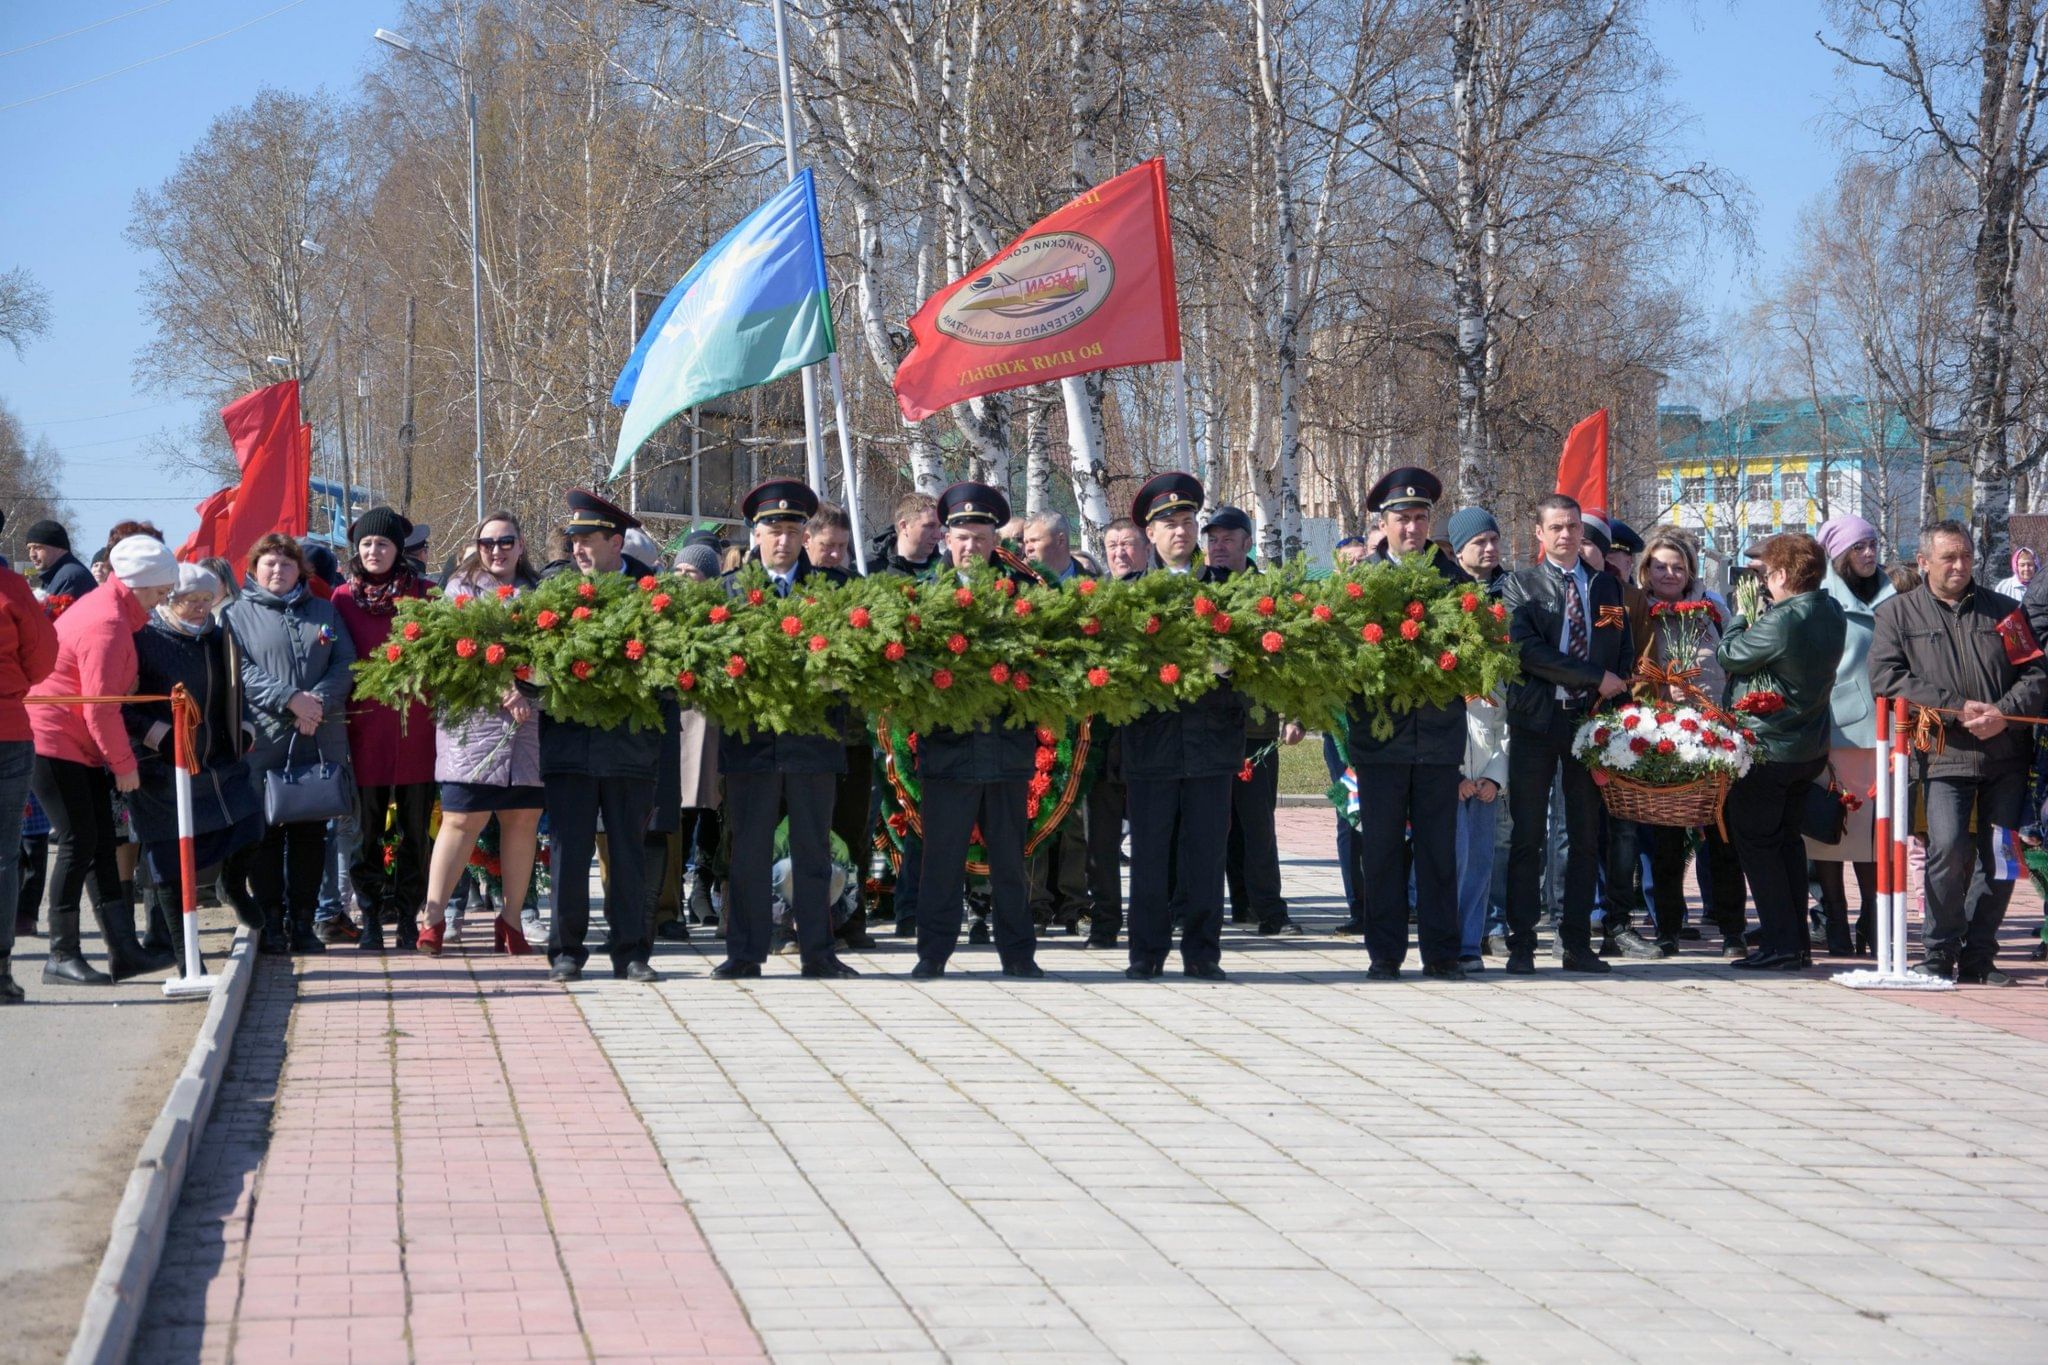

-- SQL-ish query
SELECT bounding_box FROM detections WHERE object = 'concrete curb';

[66,927,262,1365]
[1277,793,1334,807]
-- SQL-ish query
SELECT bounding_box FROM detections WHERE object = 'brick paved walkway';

[138,807,2048,1364]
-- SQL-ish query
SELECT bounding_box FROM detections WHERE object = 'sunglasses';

[476,535,519,552]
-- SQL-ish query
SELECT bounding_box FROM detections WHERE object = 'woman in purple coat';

[331,507,436,952]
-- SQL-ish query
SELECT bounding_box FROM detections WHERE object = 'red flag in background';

[1557,409,1610,518]
[893,159,1181,421]
[207,382,310,569]
[175,486,237,562]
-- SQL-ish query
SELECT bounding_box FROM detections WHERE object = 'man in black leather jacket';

[1497,494,1633,975]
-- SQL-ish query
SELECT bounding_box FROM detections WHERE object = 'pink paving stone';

[136,946,766,1363]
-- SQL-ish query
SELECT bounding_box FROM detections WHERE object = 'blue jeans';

[314,808,359,923]
[0,740,32,957]
[1321,734,1361,917]
[1456,793,1498,960]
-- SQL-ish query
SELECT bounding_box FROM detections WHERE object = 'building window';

[1782,472,1809,502]
[1681,475,1706,505]
[1715,472,1739,504]
[1746,472,1772,501]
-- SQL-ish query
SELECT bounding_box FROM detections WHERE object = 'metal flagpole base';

[162,974,220,999]
[1830,968,1956,991]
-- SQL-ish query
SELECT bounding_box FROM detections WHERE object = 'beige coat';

[679,709,721,809]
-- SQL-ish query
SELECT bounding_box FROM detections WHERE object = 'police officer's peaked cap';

[561,488,641,536]
[1607,519,1644,555]
[741,478,819,525]
[1366,466,1442,514]
[937,481,1010,527]
[1132,471,1204,526]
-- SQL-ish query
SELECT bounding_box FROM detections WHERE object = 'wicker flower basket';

[1597,769,1730,837]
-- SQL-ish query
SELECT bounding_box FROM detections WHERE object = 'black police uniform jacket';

[916,552,1041,783]
[538,553,679,786]
[1497,557,1634,734]
[718,555,851,776]
[1120,563,1248,782]
[1348,544,1471,769]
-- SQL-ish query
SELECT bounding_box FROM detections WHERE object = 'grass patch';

[1275,732,1336,796]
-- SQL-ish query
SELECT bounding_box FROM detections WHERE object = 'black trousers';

[28,756,121,957]
[1028,805,1090,922]
[725,770,836,967]
[1726,756,1827,957]
[1648,824,1747,943]
[1356,762,1461,969]
[243,819,327,928]
[918,777,1035,966]
[1226,746,1287,928]
[1601,816,1645,931]
[1126,775,1231,971]
[1084,773,1126,938]
[1922,771,2025,973]
[832,745,873,884]
[546,774,655,972]
[349,782,434,919]
[1506,715,1604,955]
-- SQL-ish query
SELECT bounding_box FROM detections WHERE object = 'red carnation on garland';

[452,595,471,608]
[932,668,954,690]
[1437,651,1458,671]
[726,655,747,678]
[1013,598,1033,617]
[883,640,907,662]
[947,633,969,655]
[1491,602,1507,621]
[1012,672,1031,691]
[1405,600,1426,620]
[1345,581,1364,598]
[1593,727,1612,744]
[1262,631,1285,653]
[1679,718,1700,732]
[1312,604,1333,622]
[384,644,403,662]
[455,638,477,659]
[954,587,975,607]
[708,605,729,624]
[1362,623,1384,643]
[650,593,671,612]
[746,588,764,605]
[905,612,922,630]
[1193,595,1215,618]
[484,644,506,665]
[780,614,802,635]
[1028,774,1053,798]
[1211,613,1233,633]
[1087,666,1110,687]
[1036,726,1056,743]
[578,582,596,599]
[1654,709,1675,724]
[676,670,696,691]
[809,634,829,653]
[1655,738,1676,754]
[1400,619,1421,640]
[1077,578,1098,596]
[571,605,592,621]
[1257,596,1276,616]
[514,665,533,681]
[571,660,593,680]
[1291,592,1307,603]
[403,622,423,641]
[1081,617,1101,636]
[1629,736,1651,754]
[1622,714,1641,729]
[638,575,657,591]
[1159,663,1182,685]
[1460,593,1479,613]
[624,639,645,661]
[989,662,1011,684]
[495,584,516,600]
[994,577,1017,597]
[1144,615,1162,635]
[848,607,871,628]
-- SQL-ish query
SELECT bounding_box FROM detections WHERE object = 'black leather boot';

[42,908,113,984]
[135,880,174,955]
[147,885,200,978]
[0,955,24,1003]
[288,902,326,954]
[99,888,176,982]
[259,905,290,956]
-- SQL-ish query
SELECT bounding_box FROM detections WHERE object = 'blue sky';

[1,0,1844,546]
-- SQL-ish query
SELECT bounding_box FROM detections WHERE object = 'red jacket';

[28,574,148,774]
[0,567,60,743]
[331,579,436,787]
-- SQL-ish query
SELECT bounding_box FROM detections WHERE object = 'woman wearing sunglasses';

[422,513,546,955]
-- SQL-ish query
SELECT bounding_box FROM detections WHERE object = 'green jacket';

[1715,588,1847,764]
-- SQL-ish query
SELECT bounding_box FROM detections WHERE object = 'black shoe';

[259,928,291,957]
[619,961,661,983]
[893,918,919,937]
[42,954,112,986]
[1558,949,1612,974]
[1365,962,1400,981]
[1677,926,1703,942]
[1911,958,1956,982]
[2029,941,2047,962]
[1422,961,1467,981]
[838,927,878,951]
[1730,948,1794,971]
[1001,960,1046,979]
[1958,967,2016,986]
[1124,961,1163,981]
[710,959,761,980]
[1331,918,1363,936]
[1504,951,1535,975]
[358,919,386,951]
[1606,927,1663,960]
[968,918,992,946]
[0,961,22,1004]
[1258,920,1305,937]
[1086,933,1118,949]
[549,960,582,983]
[1184,962,1227,981]
[289,931,327,955]
[1482,933,1509,957]
[1722,937,1750,958]
[1230,908,1252,924]
[802,955,860,979]
[910,958,945,980]
[655,920,692,942]
[318,913,362,945]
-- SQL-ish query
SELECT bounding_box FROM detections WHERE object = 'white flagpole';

[770,0,827,492]
[1171,357,1196,474]
[828,353,870,575]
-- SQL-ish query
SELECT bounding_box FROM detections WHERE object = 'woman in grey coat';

[223,534,354,954]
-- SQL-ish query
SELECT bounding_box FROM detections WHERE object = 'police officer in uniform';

[1351,466,1471,980]
[713,479,860,980]
[543,490,668,984]
[910,483,1044,980]
[1121,472,1242,982]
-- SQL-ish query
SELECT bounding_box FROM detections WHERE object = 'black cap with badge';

[1132,471,1205,526]
[937,481,1010,527]
[741,478,818,526]
[561,488,642,536]
[1365,465,1443,514]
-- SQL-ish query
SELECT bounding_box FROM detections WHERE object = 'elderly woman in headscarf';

[1994,546,2038,598]
[124,564,263,975]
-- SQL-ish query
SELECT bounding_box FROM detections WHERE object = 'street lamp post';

[374,26,487,523]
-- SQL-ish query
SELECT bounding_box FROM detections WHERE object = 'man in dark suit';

[910,482,1044,980]
[1348,467,1472,980]
[1498,493,1634,974]
[712,479,860,981]
[1121,472,1242,982]
[542,490,670,984]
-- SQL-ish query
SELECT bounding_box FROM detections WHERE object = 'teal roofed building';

[1657,397,1967,571]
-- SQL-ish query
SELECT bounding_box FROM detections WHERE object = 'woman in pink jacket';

[27,536,181,984]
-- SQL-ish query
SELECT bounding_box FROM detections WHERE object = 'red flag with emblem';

[1557,409,1609,518]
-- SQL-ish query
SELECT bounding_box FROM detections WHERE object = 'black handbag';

[262,731,353,827]
[1800,769,1848,844]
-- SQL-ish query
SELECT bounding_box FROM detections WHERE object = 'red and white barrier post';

[1834,695,1952,990]
[162,686,217,999]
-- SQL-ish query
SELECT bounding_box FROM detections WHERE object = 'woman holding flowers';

[1715,532,1846,971]
[1635,527,1749,955]
[421,513,546,956]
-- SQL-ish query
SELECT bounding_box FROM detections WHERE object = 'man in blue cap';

[714,478,861,980]
[909,482,1044,979]
[1120,471,1241,982]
